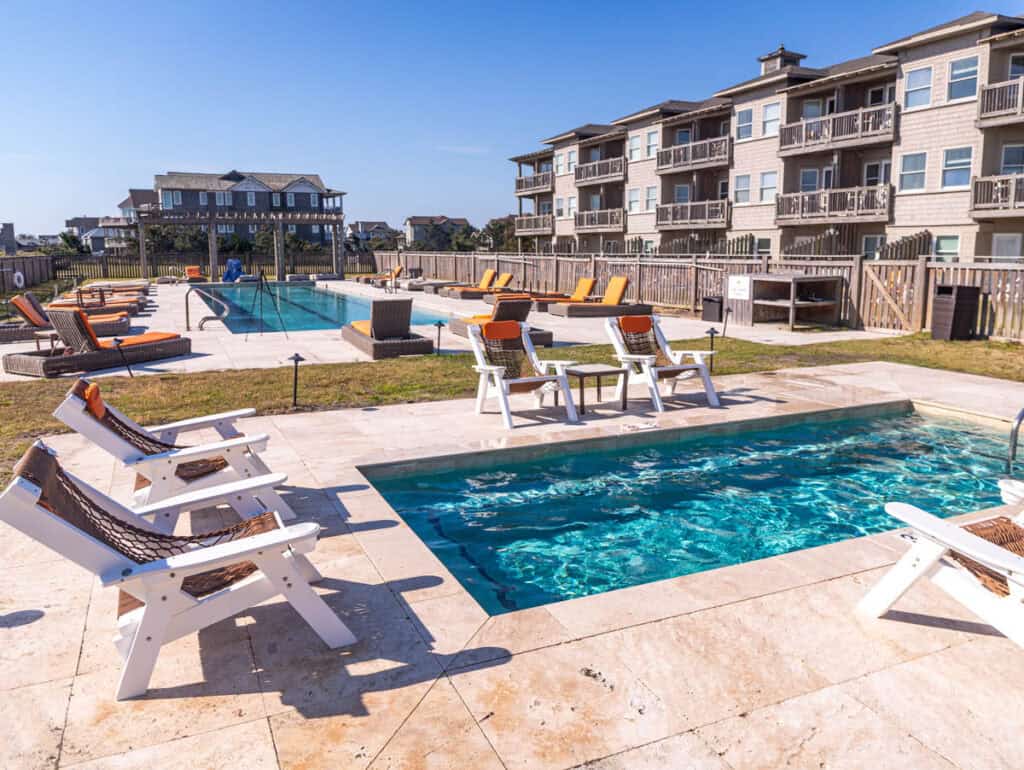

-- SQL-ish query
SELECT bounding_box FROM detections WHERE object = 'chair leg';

[497,384,515,430]
[252,486,297,521]
[293,552,324,584]
[614,372,626,402]
[857,538,945,618]
[645,366,665,412]
[558,377,579,423]
[116,604,172,700]
[258,554,357,648]
[475,374,488,415]
[698,365,721,408]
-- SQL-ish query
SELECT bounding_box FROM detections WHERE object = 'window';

[941,147,972,188]
[567,196,577,216]
[248,224,257,234]
[646,131,659,158]
[718,179,729,199]
[247,191,256,207]
[539,160,553,173]
[799,168,819,192]
[734,174,750,203]
[645,186,657,211]
[310,193,319,208]
[199,191,208,206]
[899,153,927,190]
[627,188,640,213]
[215,191,226,206]
[802,99,822,119]
[567,150,577,172]
[272,192,281,206]
[628,135,641,161]
[905,66,932,109]
[948,57,978,100]
[675,127,691,145]
[1001,145,1024,175]
[992,233,1023,258]
[311,224,320,234]
[538,201,552,215]
[862,234,886,258]
[1011,54,1024,79]
[555,154,565,175]
[822,166,834,189]
[642,240,655,255]
[756,237,771,255]
[589,193,601,209]
[934,235,959,260]
[161,190,174,209]
[864,160,892,186]
[759,171,778,202]
[288,224,297,234]
[555,197,565,217]
[720,119,730,136]
[286,192,295,207]
[868,84,898,106]
[673,184,690,204]
[762,103,780,136]
[736,109,752,140]
[173,190,182,205]
[216,224,234,234]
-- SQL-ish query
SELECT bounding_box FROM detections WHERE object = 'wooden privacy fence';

[0,255,53,291]
[375,250,1024,341]
[54,253,376,282]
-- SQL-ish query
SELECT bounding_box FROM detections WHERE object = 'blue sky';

[2,0,1017,234]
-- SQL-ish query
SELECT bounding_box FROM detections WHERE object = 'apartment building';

[404,215,471,245]
[511,11,1024,259]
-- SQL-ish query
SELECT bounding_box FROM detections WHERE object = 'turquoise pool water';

[371,413,1011,615]
[202,284,448,333]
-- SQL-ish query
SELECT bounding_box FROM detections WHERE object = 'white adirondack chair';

[604,315,720,413]
[53,380,295,520]
[858,501,1024,647]
[467,320,579,430]
[1,442,356,700]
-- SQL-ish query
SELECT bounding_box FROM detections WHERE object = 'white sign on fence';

[727,275,751,301]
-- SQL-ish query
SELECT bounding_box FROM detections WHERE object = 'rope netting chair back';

[617,316,671,370]
[950,517,1024,597]
[69,380,178,455]
[479,321,544,393]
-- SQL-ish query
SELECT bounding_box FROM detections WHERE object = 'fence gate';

[860,260,922,332]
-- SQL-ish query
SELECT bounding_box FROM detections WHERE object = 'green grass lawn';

[1,333,1021,483]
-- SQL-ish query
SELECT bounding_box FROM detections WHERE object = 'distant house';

[81,227,125,255]
[1,223,16,256]
[347,221,394,242]
[404,215,471,245]
[37,234,62,247]
[117,189,159,222]
[64,217,100,238]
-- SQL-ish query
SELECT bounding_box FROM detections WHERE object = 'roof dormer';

[758,44,806,75]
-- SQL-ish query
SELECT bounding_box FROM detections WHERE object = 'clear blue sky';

[2,0,1016,234]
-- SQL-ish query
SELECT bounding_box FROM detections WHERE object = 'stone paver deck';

[2,363,1023,769]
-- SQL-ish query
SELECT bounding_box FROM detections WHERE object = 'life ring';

[12,271,25,289]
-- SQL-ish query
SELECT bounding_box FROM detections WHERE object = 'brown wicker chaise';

[483,277,597,310]
[341,298,434,359]
[546,275,653,317]
[47,288,143,316]
[2,308,191,378]
[449,297,553,347]
[442,271,515,300]
[0,293,130,344]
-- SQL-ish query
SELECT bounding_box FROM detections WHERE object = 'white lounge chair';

[1,442,356,700]
[467,320,579,430]
[53,379,295,520]
[858,501,1024,647]
[605,315,720,413]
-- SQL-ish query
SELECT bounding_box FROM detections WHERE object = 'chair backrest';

[222,258,243,282]
[609,315,671,368]
[472,321,542,380]
[185,265,202,278]
[476,268,496,290]
[392,265,404,279]
[603,276,629,305]
[369,298,413,339]
[25,292,51,321]
[47,309,101,352]
[490,299,533,323]
[570,277,597,302]
[493,273,513,289]
[10,295,47,327]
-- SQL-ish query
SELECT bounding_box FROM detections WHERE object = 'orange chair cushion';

[464,313,492,324]
[11,295,47,327]
[476,269,496,289]
[619,315,653,334]
[571,277,597,302]
[82,383,106,418]
[75,310,103,349]
[186,266,202,277]
[350,320,372,336]
[99,331,180,349]
[603,276,629,305]
[481,320,521,340]
[493,273,513,289]
[90,312,129,323]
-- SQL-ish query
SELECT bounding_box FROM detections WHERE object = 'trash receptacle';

[931,284,979,341]
[702,296,724,322]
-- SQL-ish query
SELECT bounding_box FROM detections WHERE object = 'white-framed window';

[762,102,780,136]
[718,179,729,199]
[248,224,257,234]
[799,168,819,192]
[675,127,691,145]
[310,192,319,208]
[673,183,690,204]
[555,197,565,217]
[720,118,730,136]
[646,130,658,158]
[272,192,281,206]
[933,235,959,260]
[1011,54,1024,79]
[538,200,552,215]
[628,135,641,161]
[759,171,778,202]
[948,56,978,101]
[172,190,182,205]
[311,224,320,234]
[567,150,577,172]
[992,233,1023,258]
[286,192,295,207]
[822,166,834,189]
[287,224,297,234]
[756,237,771,255]
[642,239,655,255]
[864,160,892,186]
[868,84,897,105]
[161,190,173,209]
[555,154,565,175]
[627,188,640,213]
[941,147,972,188]
[199,191,208,206]
[802,99,822,119]
[589,193,601,209]
[1001,144,1024,174]
[567,196,577,216]
[736,109,753,140]
[899,152,927,191]
[216,224,234,234]
[734,174,750,203]
[215,191,226,206]
[247,191,256,207]
[862,234,887,258]
[644,186,657,210]
[905,66,932,109]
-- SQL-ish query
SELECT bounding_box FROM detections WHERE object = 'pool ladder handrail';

[185,286,230,330]
[1010,407,1024,474]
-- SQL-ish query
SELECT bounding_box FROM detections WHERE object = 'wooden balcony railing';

[779,105,896,153]
[514,214,554,235]
[515,171,553,195]
[574,157,626,185]
[775,184,891,223]
[574,208,626,231]
[970,174,1024,215]
[655,201,731,229]
[655,137,730,173]
[978,79,1024,121]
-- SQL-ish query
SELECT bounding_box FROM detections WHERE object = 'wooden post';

[331,223,343,277]
[912,252,929,331]
[207,221,218,280]
[137,222,149,279]
[273,223,286,280]
[636,251,643,303]
[848,253,864,328]
[690,255,699,312]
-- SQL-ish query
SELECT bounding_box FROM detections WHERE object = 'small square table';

[565,363,629,414]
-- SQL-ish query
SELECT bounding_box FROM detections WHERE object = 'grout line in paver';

[443,671,510,770]
[844,689,963,769]
[54,578,94,769]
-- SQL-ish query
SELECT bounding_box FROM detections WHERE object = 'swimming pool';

[370,411,1011,615]
[201,283,448,333]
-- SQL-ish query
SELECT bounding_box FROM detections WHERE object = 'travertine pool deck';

[3,363,1023,769]
[0,280,894,381]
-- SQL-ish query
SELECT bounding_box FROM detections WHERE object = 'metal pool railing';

[185,286,230,330]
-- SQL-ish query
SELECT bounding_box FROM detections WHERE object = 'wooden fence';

[54,253,376,282]
[0,254,53,292]
[375,250,1024,341]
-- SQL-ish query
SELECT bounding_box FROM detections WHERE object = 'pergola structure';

[134,206,346,280]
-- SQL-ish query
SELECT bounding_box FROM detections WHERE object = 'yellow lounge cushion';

[350,320,372,336]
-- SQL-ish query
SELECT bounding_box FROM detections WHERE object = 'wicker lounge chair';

[53,379,296,518]
[439,268,497,298]
[546,276,653,317]
[468,320,578,429]
[398,277,459,292]
[47,288,143,316]
[444,271,514,300]
[0,293,130,343]
[185,265,206,283]
[0,441,356,700]
[341,298,434,359]
[858,499,1024,647]
[605,315,719,412]
[2,309,191,378]
[450,297,553,347]
[483,277,596,309]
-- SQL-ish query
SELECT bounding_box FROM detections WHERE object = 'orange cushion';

[493,273,513,289]
[571,277,597,302]
[603,276,628,305]
[464,314,492,323]
[99,331,179,349]
[481,320,521,340]
[477,269,496,289]
[393,265,403,278]
[494,293,531,302]
[619,315,653,334]
[350,320,372,336]
[75,310,103,349]
[83,383,106,419]
[90,312,128,323]
[11,295,47,327]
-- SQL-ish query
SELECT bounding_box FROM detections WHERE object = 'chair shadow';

[0,609,45,628]
[879,609,1003,638]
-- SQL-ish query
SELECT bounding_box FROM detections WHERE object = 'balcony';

[574,208,626,232]
[969,174,1024,219]
[778,105,896,155]
[656,137,731,173]
[775,185,891,225]
[655,201,731,230]
[977,79,1024,126]
[574,157,626,186]
[515,171,553,196]
[514,214,554,235]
